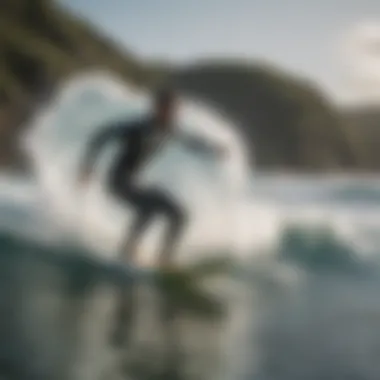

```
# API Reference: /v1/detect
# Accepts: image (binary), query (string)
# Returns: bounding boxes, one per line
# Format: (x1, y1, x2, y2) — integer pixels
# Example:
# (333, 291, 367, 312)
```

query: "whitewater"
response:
(1, 71, 380, 380)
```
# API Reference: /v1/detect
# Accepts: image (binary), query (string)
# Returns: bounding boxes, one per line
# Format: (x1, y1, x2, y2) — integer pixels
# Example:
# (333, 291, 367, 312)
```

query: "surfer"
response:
(78, 87, 228, 269)
(77, 88, 228, 347)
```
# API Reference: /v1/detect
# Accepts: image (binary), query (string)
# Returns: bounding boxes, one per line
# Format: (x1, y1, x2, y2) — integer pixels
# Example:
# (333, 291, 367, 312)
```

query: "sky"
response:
(59, 0, 380, 104)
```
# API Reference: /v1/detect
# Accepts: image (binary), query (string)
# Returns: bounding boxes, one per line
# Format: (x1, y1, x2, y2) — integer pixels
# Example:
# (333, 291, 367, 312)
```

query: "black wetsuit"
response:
(81, 115, 220, 265)
(81, 115, 223, 347)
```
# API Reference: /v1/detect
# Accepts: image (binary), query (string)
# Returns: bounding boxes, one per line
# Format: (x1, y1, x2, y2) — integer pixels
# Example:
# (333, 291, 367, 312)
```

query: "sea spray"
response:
(23, 70, 251, 258)
(15, 71, 251, 379)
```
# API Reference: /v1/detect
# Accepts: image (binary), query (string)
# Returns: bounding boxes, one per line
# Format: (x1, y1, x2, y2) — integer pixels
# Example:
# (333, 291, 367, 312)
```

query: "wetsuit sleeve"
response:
(175, 130, 225, 159)
(80, 123, 128, 176)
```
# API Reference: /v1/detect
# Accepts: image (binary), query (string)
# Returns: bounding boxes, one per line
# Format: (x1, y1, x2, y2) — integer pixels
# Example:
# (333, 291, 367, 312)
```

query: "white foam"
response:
(23, 70, 251, 259)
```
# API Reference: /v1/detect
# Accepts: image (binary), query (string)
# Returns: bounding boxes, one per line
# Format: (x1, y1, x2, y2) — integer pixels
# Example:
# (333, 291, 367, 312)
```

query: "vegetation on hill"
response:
(342, 105, 380, 171)
(0, 0, 373, 172)
(171, 62, 357, 170)
(0, 0, 153, 170)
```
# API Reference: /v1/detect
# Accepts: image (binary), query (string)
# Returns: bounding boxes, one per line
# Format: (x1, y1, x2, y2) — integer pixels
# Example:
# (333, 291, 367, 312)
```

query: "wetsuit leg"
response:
(109, 178, 188, 348)
(119, 209, 153, 263)
(109, 177, 149, 347)
(130, 186, 188, 267)
(112, 176, 188, 267)
(110, 174, 154, 263)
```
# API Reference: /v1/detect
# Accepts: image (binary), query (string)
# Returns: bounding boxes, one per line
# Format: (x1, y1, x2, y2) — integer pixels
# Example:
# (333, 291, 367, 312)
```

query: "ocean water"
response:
(1, 72, 380, 379)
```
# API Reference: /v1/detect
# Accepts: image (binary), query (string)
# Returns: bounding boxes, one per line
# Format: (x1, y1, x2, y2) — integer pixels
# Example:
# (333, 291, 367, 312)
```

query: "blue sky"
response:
(59, 0, 380, 103)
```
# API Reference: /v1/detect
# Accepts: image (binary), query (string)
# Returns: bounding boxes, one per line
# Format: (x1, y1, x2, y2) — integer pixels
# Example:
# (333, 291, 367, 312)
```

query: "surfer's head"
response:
(153, 87, 177, 129)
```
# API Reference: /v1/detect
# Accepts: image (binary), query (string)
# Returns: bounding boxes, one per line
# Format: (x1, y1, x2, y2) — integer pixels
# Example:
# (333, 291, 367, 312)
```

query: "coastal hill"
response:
(342, 105, 380, 171)
(0, 0, 370, 172)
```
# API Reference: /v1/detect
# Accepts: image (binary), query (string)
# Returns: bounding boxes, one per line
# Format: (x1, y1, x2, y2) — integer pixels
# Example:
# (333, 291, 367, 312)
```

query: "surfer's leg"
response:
(111, 183, 159, 348)
(117, 183, 187, 267)
(119, 209, 153, 263)
(142, 188, 188, 268)
(159, 204, 187, 267)
(110, 175, 156, 263)
(112, 210, 157, 348)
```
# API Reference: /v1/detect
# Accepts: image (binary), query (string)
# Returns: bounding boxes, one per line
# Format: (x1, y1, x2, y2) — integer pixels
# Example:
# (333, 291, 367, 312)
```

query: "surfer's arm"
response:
(79, 124, 125, 178)
(175, 130, 228, 159)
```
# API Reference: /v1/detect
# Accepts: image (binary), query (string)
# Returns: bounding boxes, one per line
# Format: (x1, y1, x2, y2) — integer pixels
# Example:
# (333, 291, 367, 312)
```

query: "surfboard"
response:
(101, 256, 233, 378)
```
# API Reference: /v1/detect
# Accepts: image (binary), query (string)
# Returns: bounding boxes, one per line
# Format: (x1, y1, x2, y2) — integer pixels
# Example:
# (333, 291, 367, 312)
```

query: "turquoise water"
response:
(1, 72, 380, 379)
